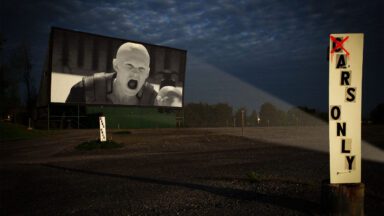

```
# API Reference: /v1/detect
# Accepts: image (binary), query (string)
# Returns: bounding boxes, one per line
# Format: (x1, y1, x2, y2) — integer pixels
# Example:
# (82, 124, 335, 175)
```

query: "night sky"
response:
(1, 0, 383, 116)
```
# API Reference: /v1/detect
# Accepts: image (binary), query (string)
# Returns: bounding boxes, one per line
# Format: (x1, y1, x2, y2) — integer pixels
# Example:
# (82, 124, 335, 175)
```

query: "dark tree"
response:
(276, 109, 287, 126)
(259, 102, 287, 126)
(213, 103, 233, 127)
(248, 110, 259, 126)
(234, 107, 247, 127)
(184, 103, 204, 127)
(287, 106, 327, 126)
(0, 37, 22, 119)
(259, 102, 277, 126)
(10, 43, 37, 116)
(287, 107, 301, 126)
(184, 103, 234, 127)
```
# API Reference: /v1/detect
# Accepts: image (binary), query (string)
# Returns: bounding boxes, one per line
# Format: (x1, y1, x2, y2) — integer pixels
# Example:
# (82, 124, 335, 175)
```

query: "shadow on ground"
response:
(41, 163, 320, 214)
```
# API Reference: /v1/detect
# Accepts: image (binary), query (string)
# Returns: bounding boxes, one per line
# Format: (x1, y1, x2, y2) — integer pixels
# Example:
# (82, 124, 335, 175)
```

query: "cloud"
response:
(1, 0, 382, 114)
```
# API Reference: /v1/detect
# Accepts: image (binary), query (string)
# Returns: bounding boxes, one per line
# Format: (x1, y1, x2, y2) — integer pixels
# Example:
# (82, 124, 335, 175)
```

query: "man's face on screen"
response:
(113, 43, 150, 96)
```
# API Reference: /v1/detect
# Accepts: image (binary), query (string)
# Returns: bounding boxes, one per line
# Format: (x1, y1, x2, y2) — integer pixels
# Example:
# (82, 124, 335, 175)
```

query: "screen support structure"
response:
(175, 108, 184, 128)
(48, 104, 50, 130)
(46, 104, 87, 129)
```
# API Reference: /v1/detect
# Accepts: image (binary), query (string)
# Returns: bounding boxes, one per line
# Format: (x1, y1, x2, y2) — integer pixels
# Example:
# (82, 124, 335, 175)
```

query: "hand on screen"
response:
(155, 86, 182, 107)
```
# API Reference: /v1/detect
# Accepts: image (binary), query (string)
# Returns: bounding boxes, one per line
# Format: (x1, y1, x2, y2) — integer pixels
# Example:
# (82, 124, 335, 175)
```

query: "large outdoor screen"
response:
(50, 27, 186, 108)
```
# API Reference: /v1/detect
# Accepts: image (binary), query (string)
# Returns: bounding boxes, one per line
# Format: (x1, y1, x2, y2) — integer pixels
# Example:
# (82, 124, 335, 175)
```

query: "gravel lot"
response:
(1, 126, 383, 215)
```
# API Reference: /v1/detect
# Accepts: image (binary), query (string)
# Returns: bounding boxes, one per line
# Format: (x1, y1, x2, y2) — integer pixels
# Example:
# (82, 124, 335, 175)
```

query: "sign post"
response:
(322, 33, 365, 215)
(99, 116, 107, 142)
(329, 33, 364, 183)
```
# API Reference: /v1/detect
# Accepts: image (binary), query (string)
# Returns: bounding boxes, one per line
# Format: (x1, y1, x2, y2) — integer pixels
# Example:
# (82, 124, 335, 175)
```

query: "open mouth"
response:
(127, 79, 138, 89)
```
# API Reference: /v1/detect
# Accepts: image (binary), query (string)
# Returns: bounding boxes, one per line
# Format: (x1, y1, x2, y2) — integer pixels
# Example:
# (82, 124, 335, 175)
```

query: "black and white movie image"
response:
(50, 28, 186, 107)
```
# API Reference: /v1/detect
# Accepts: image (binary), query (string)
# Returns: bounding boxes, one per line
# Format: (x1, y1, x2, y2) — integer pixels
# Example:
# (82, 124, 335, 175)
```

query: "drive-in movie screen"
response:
(50, 27, 186, 108)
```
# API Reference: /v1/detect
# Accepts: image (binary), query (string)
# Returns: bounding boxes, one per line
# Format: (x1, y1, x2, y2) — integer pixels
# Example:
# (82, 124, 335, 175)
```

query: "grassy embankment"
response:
(0, 122, 58, 142)
(75, 131, 130, 150)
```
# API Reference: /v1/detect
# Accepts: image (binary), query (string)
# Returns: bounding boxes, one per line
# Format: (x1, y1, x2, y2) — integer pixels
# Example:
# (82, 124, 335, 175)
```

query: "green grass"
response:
(76, 139, 124, 151)
(247, 170, 260, 183)
(112, 130, 132, 135)
(0, 122, 58, 142)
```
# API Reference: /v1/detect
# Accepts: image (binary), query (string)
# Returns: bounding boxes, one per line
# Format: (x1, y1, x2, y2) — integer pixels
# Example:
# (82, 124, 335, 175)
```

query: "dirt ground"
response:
(1, 126, 383, 215)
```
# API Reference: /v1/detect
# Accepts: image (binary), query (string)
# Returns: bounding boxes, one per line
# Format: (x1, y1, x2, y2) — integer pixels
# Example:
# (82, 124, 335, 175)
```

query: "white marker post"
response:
(99, 116, 107, 142)
(322, 33, 365, 215)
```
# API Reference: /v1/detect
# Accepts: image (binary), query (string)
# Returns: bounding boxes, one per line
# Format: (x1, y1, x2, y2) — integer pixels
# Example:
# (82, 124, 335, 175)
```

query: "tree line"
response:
(0, 37, 37, 124)
(184, 102, 330, 127)
(184, 102, 384, 127)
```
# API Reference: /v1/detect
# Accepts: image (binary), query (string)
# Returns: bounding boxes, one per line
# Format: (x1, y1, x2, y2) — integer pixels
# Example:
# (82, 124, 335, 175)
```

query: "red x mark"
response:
(330, 36, 349, 62)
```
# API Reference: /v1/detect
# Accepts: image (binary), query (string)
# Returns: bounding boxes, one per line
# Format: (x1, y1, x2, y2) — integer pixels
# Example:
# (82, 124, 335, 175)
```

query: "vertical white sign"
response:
(99, 116, 107, 142)
(329, 33, 364, 184)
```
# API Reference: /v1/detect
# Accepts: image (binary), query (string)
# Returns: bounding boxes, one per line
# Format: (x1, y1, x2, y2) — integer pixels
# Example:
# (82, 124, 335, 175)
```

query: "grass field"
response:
(0, 122, 58, 142)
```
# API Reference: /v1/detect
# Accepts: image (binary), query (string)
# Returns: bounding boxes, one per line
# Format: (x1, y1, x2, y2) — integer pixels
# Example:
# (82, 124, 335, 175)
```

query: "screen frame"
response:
(48, 26, 187, 109)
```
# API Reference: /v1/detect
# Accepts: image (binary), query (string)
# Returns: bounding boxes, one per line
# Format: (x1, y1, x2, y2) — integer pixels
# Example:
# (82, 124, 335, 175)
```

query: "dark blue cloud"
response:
(1, 0, 383, 115)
